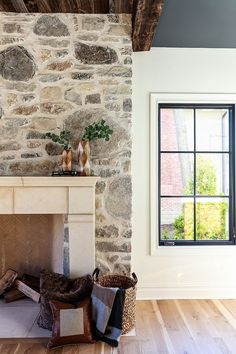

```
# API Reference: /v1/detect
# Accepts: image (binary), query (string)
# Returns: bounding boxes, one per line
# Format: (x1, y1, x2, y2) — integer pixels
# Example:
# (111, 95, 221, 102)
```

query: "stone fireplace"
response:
(0, 12, 132, 276)
(0, 11, 132, 338)
(0, 176, 97, 338)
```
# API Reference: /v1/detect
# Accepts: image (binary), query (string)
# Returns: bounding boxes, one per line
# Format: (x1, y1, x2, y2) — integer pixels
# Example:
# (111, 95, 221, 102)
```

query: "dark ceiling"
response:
(153, 0, 236, 48)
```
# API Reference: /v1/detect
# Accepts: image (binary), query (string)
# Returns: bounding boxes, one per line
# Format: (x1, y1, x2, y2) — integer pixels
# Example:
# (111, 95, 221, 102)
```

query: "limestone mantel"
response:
(0, 176, 98, 277)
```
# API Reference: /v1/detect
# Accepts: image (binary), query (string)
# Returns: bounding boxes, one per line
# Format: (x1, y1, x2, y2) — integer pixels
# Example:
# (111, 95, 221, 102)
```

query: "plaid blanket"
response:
(91, 283, 125, 347)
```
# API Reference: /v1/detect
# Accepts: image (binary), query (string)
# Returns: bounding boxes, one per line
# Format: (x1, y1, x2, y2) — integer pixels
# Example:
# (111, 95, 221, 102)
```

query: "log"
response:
(22, 274, 40, 291)
(15, 279, 40, 303)
(0, 269, 18, 296)
(4, 288, 26, 303)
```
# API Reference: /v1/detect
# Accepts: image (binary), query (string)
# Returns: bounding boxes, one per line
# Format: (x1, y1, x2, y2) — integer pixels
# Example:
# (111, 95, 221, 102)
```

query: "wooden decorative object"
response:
(4, 288, 26, 303)
(0, 269, 18, 295)
(62, 149, 72, 172)
(77, 141, 90, 176)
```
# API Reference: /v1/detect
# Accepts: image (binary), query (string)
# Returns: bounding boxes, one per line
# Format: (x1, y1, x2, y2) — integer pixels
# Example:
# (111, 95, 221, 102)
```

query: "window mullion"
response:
(194, 108, 196, 242)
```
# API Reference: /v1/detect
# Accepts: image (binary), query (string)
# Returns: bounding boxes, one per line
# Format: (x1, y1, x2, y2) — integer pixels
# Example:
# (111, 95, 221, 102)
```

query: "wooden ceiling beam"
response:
(45, 0, 109, 14)
(132, 0, 164, 51)
(109, 0, 133, 13)
(0, 1, 15, 11)
(8, 0, 29, 12)
(31, 0, 51, 12)
(93, 0, 110, 13)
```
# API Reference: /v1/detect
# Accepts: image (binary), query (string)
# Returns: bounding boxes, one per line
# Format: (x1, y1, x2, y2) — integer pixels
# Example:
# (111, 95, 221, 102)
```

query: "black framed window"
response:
(158, 104, 235, 246)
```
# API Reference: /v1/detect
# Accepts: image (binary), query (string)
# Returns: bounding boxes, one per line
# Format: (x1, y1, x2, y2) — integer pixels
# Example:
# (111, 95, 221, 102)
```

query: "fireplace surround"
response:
(0, 176, 98, 277)
(0, 176, 98, 338)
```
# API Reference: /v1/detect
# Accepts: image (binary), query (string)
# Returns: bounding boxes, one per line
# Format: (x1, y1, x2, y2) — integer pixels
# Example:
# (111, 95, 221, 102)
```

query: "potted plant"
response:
(45, 120, 113, 176)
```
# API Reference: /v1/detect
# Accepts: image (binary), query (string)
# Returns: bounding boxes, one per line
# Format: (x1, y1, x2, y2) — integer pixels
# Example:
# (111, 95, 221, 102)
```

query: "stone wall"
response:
(0, 13, 132, 274)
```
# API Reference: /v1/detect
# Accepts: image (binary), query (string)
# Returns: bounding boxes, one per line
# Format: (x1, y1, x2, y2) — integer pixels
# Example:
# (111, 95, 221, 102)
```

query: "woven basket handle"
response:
(92, 267, 100, 281)
(131, 272, 138, 284)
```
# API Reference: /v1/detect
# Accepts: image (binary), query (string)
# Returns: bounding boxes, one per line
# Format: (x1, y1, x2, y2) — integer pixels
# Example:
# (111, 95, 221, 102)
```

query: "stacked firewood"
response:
(0, 269, 40, 303)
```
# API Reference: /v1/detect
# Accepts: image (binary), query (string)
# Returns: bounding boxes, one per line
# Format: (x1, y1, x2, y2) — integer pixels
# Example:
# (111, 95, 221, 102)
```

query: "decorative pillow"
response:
(47, 298, 94, 349)
(37, 269, 93, 331)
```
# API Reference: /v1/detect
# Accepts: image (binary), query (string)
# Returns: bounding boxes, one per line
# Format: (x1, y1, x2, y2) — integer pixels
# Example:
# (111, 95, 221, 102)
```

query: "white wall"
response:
(132, 48, 236, 299)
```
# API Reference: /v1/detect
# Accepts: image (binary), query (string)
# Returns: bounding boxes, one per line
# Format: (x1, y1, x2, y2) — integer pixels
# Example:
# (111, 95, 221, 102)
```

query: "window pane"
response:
(160, 108, 194, 151)
(196, 154, 229, 196)
(196, 108, 229, 151)
(196, 197, 229, 240)
(160, 198, 194, 240)
(161, 153, 194, 196)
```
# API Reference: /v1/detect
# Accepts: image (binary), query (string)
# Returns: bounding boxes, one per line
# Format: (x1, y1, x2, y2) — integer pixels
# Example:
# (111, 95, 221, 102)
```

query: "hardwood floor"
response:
(1, 300, 236, 353)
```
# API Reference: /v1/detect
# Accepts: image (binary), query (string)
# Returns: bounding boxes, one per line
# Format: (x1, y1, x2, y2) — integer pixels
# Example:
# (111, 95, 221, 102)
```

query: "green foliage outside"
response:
(185, 156, 217, 195)
(162, 156, 228, 240)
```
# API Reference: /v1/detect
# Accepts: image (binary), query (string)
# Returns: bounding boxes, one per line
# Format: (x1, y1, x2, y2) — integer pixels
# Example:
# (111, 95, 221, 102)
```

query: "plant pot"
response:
(62, 148, 72, 172)
(77, 141, 90, 176)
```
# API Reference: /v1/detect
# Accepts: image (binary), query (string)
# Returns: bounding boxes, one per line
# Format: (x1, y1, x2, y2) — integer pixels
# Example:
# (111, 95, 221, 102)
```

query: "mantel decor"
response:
(45, 120, 113, 176)
(45, 131, 72, 173)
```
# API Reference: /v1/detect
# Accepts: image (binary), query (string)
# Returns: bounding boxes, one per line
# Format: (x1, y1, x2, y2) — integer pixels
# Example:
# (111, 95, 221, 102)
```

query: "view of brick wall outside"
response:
(161, 109, 183, 225)
(0, 13, 132, 274)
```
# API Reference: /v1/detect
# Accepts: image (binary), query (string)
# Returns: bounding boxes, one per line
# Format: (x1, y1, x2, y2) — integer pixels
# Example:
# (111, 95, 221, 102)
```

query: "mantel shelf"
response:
(0, 176, 98, 187)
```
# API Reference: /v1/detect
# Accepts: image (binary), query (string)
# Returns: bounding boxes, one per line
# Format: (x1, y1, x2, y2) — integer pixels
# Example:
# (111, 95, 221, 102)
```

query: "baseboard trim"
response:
(137, 284, 236, 300)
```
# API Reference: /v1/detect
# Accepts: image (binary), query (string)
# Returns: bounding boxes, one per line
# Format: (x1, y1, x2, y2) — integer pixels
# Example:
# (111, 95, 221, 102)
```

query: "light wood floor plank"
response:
(1, 300, 236, 353)
(214, 300, 236, 331)
(0, 344, 19, 354)
(138, 300, 170, 353)
(176, 300, 224, 354)
(197, 300, 236, 353)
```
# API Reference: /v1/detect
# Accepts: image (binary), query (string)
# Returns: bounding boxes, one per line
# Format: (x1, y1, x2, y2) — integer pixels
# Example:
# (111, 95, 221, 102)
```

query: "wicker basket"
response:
(93, 268, 138, 334)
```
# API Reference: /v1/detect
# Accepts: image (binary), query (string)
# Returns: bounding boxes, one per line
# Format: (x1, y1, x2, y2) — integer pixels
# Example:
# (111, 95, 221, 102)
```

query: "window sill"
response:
(151, 243, 236, 257)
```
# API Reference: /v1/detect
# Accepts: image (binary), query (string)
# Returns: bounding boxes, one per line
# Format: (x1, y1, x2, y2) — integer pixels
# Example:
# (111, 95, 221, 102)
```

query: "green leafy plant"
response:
(185, 156, 217, 195)
(173, 156, 227, 240)
(46, 120, 113, 148)
(82, 119, 113, 142)
(45, 131, 71, 149)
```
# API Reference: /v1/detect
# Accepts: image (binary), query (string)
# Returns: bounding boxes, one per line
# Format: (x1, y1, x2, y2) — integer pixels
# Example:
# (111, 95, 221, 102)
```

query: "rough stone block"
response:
(45, 142, 63, 156)
(96, 241, 131, 253)
(47, 61, 72, 71)
(34, 15, 69, 37)
(123, 98, 132, 112)
(40, 87, 62, 101)
(71, 72, 93, 80)
(64, 89, 82, 105)
(0, 142, 21, 152)
(85, 93, 101, 104)
(13, 105, 39, 116)
(96, 225, 119, 238)
(96, 181, 106, 194)
(21, 152, 42, 158)
(82, 17, 105, 31)
(0, 46, 36, 82)
(105, 176, 132, 220)
(75, 42, 118, 65)
(40, 102, 73, 115)
(105, 102, 121, 111)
